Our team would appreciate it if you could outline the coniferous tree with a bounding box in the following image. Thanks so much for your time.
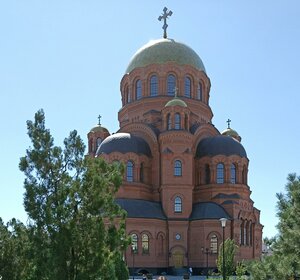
[17,109,129,280]
[247,173,300,280]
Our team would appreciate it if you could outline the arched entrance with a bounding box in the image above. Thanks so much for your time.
[172,250,184,268]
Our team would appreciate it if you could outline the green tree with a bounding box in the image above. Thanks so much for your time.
[0,218,34,280]
[247,173,300,280]
[18,109,129,280]
[217,238,237,279]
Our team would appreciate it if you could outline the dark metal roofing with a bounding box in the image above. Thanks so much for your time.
[213,193,241,199]
[222,200,239,205]
[196,135,247,158]
[96,133,152,157]
[189,202,231,220]
[115,198,166,220]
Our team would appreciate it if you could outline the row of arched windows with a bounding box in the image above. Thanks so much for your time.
[126,160,181,182]
[126,161,145,183]
[124,74,204,104]
[240,219,253,246]
[203,163,247,185]
[131,233,150,254]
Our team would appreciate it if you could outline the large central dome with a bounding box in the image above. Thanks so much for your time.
[125,38,206,73]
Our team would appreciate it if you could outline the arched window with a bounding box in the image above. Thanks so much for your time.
[150,75,158,96]
[210,234,218,254]
[244,221,248,245]
[127,161,134,182]
[126,87,131,103]
[230,163,236,184]
[157,234,164,255]
[174,113,181,130]
[174,160,182,176]
[242,165,247,184]
[197,83,202,100]
[89,139,93,153]
[167,74,176,96]
[216,163,224,184]
[249,222,253,246]
[205,164,210,184]
[136,79,142,100]
[174,196,182,212]
[240,220,244,245]
[131,233,138,253]
[140,162,144,183]
[96,137,102,149]
[184,76,191,98]
[142,234,149,254]
[167,113,171,130]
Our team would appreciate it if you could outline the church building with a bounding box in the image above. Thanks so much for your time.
[87,8,263,276]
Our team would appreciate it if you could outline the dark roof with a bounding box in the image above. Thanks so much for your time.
[196,135,247,158]
[222,200,239,205]
[213,193,241,199]
[96,133,152,157]
[115,198,166,220]
[189,202,231,221]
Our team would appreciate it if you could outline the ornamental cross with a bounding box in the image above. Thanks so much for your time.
[98,114,102,125]
[158,7,173,39]
[227,118,231,129]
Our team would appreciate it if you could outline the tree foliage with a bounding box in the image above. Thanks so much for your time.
[1,109,129,280]
[247,173,300,280]
[217,238,238,279]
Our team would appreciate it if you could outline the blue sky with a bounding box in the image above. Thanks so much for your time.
[1,1,300,238]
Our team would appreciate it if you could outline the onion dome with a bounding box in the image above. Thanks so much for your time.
[96,132,152,157]
[221,128,241,142]
[196,135,247,158]
[125,38,206,73]
[89,124,109,133]
[165,96,187,107]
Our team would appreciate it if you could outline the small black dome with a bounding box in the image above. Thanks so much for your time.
[96,133,152,157]
[196,135,247,158]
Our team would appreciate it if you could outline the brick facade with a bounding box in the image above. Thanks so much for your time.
[87,37,263,275]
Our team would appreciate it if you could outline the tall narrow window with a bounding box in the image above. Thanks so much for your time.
[184,76,191,98]
[126,87,131,103]
[127,161,134,182]
[136,79,142,100]
[230,163,236,184]
[142,234,149,254]
[131,233,138,253]
[167,113,171,130]
[174,196,182,212]
[150,75,158,96]
[244,221,248,245]
[167,74,176,96]
[197,83,202,100]
[216,163,224,184]
[205,164,210,184]
[249,223,253,246]
[140,162,144,183]
[174,160,182,176]
[210,234,218,254]
[96,137,102,149]
[242,165,247,184]
[158,234,164,255]
[174,113,181,130]
[240,220,244,245]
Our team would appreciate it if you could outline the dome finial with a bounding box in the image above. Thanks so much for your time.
[158,7,173,39]
[226,118,231,129]
[98,114,102,125]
